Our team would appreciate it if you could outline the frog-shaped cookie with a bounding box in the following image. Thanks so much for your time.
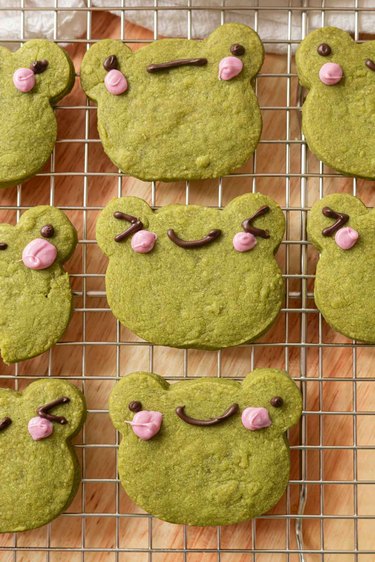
[296,27,375,179]
[96,193,285,349]
[110,370,302,526]
[308,193,375,342]
[0,40,75,188]
[0,206,78,363]
[0,379,86,532]
[80,23,264,181]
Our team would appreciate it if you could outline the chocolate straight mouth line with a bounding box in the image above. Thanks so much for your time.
[175,403,239,426]
[147,58,208,73]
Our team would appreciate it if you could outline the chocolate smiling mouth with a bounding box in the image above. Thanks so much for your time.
[175,403,239,426]
[167,228,221,248]
[147,58,208,73]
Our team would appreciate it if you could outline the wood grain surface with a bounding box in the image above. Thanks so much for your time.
[0,10,374,562]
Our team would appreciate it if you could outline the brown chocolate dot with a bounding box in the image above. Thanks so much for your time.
[317,43,332,57]
[129,401,142,412]
[30,60,49,74]
[103,55,119,72]
[365,59,375,72]
[270,396,284,408]
[0,243,8,250]
[0,417,12,431]
[40,224,55,238]
[230,43,245,56]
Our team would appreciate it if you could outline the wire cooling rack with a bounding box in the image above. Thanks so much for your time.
[1,1,375,561]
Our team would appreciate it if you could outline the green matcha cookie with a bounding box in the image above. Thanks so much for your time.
[80,24,264,181]
[0,40,75,188]
[0,379,86,532]
[96,193,285,350]
[110,370,302,526]
[308,193,375,342]
[0,206,78,364]
[296,27,375,179]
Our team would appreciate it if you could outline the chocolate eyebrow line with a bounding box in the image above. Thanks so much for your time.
[321,207,349,236]
[167,228,222,249]
[175,403,239,426]
[113,211,144,242]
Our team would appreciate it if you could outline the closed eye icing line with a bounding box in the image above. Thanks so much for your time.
[113,211,144,242]
[242,205,271,238]
[37,396,71,425]
[321,207,349,236]
[0,417,12,431]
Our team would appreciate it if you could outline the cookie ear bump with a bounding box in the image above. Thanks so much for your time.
[308,194,368,252]
[96,197,153,257]
[296,27,353,89]
[206,23,264,81]
[23,379,86,440]
[109,372,168,433]
[12,40,75,103]
[225,193,285,253]
[18,206,78,264]
[242,368,302,433]
[80,40,133,101]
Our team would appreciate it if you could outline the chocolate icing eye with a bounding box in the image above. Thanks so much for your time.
[321,207,349,236]
[40,224,55,238]
[30,59,49,74]
[103,55,119,72]
[230,44,245,56]
[270,396,284,408]
[113,211,144,242]
[37,396,70,425]
[0,243,8,250]
[0,417,12,431]
[365,59,375,72]
[242,206,270,239]
[129,401,142,412]
[317,43,332,57]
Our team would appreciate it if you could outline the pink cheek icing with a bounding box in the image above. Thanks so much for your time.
[28,417,53,440]
[126,410,163,440]
[131,230,157,253]
[319,62,343,85]
[335,226,359,250]
[13,68,36,93]
[22,238,57,270]
[104,69,128,95]
[218,56,243,81]
[233,231,257,252]
[241,407,272,431]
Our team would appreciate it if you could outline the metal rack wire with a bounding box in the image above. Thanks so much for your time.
[1,1,375,561]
